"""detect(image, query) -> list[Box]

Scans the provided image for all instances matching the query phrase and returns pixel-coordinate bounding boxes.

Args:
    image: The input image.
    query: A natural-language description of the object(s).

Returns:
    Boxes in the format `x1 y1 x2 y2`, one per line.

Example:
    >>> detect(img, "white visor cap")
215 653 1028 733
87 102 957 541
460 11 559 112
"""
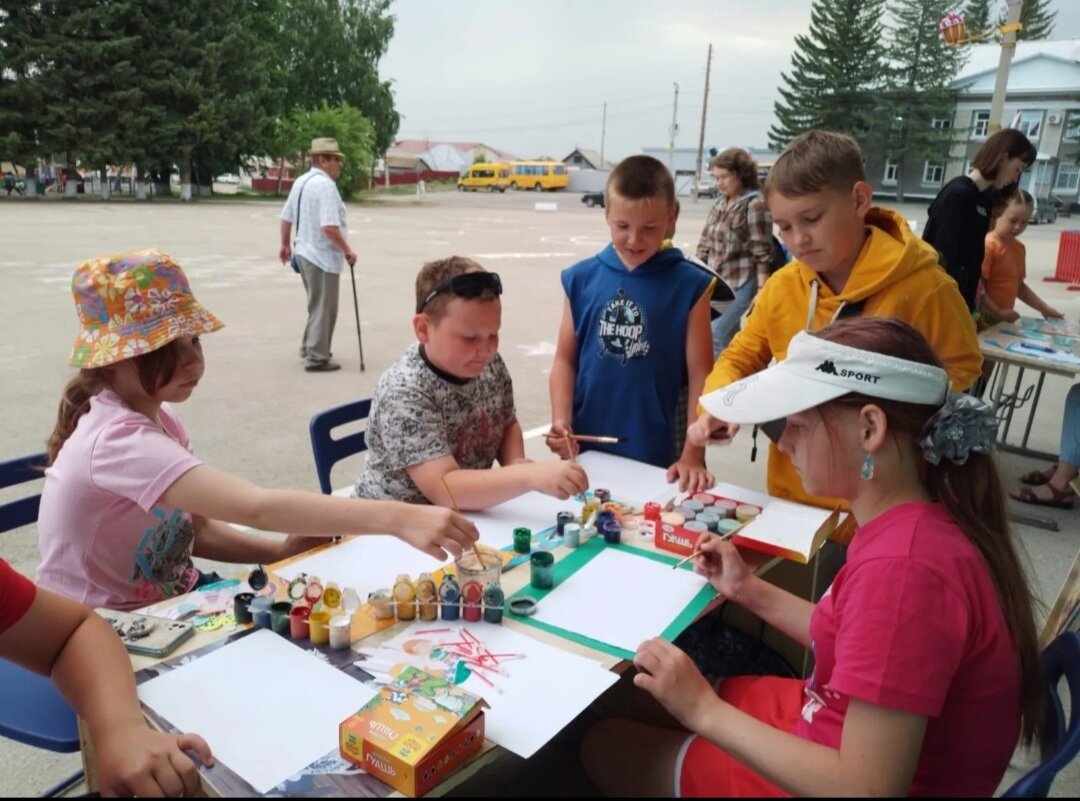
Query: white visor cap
700 330 949 425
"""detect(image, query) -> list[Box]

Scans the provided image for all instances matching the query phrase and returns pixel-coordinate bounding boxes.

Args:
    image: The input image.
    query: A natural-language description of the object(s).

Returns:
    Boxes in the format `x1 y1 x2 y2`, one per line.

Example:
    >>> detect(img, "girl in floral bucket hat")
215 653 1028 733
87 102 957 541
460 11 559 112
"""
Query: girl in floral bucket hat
38 250 479 612
583 317 1042 798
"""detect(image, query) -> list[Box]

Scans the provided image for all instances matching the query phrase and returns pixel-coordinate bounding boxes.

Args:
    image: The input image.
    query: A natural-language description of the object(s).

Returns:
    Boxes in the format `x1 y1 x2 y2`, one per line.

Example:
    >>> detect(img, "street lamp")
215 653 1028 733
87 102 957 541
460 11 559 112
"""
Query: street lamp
940 0 1024 133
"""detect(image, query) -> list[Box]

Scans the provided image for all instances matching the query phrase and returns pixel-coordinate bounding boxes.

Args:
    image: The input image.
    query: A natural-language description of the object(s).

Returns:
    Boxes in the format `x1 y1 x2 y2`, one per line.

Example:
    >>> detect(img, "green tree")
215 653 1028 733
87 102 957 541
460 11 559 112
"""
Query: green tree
873 0 966 201
276 0 400 157
35 0 142 197
962 0 993 35
278 103 375 199
0 3 47 195
1005 0 1056 41
768 0 888 150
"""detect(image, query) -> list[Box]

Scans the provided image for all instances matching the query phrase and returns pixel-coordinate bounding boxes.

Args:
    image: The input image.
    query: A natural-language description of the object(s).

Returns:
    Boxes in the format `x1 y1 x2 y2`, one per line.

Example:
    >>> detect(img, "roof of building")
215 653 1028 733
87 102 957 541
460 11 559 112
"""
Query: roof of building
392 139 518 161
956 38 1080 80
562 148 615 169
383 153 431 170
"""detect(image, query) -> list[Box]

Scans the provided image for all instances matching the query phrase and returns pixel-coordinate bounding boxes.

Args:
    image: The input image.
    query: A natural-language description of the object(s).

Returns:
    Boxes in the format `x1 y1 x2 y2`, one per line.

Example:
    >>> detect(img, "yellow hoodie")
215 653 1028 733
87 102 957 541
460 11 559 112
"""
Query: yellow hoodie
702 207 983 512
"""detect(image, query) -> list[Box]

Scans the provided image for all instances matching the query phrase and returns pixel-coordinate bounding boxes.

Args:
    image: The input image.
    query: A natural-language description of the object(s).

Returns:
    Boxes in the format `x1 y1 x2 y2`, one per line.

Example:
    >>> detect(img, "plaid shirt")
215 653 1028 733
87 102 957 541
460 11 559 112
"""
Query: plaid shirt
695 191 774 289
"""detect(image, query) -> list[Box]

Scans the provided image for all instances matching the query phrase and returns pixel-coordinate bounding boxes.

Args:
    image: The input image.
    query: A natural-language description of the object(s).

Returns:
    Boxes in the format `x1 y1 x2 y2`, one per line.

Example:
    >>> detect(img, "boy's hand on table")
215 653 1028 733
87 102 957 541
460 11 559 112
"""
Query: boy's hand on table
666 460 714 494
97 723 213 798
1045 308 1064 320
532 460 589 499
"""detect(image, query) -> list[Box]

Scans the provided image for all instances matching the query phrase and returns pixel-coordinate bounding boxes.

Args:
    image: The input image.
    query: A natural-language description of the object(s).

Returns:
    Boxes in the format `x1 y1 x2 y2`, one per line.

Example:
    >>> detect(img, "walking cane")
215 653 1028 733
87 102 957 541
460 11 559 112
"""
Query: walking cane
348 263 366 372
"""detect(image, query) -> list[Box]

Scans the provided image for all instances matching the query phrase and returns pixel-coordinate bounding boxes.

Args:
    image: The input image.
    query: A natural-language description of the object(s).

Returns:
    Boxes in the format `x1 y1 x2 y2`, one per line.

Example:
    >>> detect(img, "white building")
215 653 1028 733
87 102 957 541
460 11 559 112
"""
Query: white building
867 38 1080 206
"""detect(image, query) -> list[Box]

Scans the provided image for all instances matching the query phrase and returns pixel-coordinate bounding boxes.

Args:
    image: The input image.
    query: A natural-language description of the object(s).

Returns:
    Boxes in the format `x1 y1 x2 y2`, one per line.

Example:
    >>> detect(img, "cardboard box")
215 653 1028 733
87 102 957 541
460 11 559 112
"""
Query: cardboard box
340 666 487 796
654 482 845 564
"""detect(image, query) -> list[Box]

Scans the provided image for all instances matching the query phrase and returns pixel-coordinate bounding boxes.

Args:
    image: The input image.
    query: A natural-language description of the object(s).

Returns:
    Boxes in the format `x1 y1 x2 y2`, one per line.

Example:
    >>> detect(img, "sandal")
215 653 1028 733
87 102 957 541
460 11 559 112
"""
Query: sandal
1010 484 1076 510
1019 466 1056 486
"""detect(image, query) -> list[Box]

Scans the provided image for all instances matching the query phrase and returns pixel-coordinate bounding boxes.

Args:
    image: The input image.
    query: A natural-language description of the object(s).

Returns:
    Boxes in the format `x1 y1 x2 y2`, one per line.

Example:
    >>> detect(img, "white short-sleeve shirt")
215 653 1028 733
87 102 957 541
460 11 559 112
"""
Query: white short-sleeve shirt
280 167 348 274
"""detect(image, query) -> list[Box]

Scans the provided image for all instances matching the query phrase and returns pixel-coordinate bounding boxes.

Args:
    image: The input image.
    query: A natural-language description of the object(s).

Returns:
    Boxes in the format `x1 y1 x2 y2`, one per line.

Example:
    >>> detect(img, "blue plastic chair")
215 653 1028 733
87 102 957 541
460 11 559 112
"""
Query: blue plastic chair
1002 631 1080 797
0 453 84 796
309 399 372 494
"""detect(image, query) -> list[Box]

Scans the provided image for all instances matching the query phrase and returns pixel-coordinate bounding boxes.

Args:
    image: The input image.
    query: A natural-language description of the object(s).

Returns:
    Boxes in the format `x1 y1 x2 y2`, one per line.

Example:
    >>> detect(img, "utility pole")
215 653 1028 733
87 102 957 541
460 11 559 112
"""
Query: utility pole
600 102 607 168
988 0 1024 133
668 82 680 174
693 44 713 200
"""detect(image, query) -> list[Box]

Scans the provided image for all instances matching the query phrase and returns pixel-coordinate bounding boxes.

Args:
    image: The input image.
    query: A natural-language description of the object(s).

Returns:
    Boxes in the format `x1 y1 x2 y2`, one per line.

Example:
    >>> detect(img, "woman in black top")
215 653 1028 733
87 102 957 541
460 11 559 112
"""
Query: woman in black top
923 129 1036 311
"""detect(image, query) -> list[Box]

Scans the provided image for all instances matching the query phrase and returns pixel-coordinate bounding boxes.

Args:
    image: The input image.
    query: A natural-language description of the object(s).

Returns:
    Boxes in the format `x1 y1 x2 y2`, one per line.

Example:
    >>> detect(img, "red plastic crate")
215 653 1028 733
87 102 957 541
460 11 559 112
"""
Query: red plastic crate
1051 231 1080 283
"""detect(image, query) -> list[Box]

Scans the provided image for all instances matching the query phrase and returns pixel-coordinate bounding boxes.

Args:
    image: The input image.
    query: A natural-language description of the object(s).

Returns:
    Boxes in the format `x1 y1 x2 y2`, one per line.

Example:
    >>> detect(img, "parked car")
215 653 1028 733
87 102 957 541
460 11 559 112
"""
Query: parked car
581 191 604 208
215 173 241 185
1029 194 1059 225
696 184 718 199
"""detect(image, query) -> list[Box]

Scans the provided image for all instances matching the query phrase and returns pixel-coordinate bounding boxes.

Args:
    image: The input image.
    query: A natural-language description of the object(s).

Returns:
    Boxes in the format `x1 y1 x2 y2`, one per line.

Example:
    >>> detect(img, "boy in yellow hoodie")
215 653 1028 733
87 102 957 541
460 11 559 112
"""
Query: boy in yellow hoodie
690 131 982 512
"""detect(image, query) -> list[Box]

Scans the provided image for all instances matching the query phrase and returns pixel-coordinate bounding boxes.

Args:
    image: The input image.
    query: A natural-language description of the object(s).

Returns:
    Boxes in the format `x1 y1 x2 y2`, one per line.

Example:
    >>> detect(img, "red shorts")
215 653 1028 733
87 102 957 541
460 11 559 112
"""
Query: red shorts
677 675 804 797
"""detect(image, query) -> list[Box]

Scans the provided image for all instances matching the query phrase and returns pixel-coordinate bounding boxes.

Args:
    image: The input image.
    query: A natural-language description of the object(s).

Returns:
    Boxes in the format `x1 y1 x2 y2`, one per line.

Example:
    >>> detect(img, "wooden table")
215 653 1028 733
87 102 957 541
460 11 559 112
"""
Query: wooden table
980 319 1080 461
87 525 778 797
979 319 1080 533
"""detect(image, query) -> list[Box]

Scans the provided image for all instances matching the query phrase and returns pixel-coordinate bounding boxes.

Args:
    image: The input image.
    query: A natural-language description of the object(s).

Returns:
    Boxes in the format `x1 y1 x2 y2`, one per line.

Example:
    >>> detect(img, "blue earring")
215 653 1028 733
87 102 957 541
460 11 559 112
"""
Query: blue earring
860 452 874 481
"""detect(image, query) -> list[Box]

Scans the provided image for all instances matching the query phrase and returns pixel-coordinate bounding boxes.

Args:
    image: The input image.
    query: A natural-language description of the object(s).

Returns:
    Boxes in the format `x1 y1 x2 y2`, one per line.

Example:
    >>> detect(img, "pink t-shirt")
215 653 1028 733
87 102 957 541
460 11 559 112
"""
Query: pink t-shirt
37 389 203 611
793 501 1022 797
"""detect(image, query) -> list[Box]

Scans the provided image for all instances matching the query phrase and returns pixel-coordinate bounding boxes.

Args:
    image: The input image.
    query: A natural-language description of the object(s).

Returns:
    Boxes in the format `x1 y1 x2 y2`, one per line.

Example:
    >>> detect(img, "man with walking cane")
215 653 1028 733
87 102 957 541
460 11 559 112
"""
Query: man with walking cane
279 137 363 372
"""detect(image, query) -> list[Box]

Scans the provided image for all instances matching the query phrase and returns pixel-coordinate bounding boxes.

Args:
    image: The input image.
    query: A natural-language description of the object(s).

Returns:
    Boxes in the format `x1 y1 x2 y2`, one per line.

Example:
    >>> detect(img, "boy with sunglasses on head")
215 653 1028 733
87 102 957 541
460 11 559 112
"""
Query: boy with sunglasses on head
355 257 588 508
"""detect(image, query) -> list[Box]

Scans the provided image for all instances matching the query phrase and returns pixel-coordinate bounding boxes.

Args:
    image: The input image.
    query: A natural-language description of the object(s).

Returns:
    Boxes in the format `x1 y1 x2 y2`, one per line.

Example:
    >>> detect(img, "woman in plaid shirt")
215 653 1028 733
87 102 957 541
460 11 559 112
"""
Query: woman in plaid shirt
696 148 775 356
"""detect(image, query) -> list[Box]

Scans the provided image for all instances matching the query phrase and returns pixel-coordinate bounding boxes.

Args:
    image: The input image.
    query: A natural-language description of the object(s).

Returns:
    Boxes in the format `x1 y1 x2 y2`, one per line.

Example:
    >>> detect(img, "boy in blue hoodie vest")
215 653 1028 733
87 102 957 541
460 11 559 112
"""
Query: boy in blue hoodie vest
547 156 716 492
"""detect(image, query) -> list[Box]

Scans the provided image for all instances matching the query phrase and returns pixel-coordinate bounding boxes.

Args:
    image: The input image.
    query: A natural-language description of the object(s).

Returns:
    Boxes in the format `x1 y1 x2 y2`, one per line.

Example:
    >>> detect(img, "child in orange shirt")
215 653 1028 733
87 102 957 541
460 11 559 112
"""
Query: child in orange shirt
980 190 1062 325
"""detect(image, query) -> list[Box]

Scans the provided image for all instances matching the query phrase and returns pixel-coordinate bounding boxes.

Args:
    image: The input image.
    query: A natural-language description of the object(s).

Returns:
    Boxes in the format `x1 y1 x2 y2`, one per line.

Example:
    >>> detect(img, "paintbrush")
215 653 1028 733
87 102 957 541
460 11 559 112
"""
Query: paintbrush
568 434 625 444
441 472 487 567
671 520 748 569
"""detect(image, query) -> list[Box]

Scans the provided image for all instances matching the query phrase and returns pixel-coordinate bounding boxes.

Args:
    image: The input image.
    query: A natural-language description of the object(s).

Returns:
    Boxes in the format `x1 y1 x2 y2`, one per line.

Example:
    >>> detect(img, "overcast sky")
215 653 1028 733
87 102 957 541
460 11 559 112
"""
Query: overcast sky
380 0 1080 161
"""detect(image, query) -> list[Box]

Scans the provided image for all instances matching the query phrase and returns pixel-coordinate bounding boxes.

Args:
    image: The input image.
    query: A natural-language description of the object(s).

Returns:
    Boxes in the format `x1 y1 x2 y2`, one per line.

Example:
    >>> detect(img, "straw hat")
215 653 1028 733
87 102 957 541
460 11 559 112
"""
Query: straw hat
309 137 344 158
69 250 223 369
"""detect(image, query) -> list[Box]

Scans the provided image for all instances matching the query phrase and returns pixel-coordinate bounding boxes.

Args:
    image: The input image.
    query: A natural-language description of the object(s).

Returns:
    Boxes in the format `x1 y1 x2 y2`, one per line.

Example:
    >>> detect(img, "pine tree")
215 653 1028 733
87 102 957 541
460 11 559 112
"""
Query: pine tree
1005 0 1056 41
962 0 994 36
768 0 888 150
875 0 966 201
35 0 142 197
0 3 48 195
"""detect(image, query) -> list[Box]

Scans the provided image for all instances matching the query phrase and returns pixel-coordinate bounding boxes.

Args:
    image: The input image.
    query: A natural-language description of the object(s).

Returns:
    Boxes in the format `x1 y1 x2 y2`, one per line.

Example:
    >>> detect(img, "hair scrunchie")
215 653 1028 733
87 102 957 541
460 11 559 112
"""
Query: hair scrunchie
918 392 998 466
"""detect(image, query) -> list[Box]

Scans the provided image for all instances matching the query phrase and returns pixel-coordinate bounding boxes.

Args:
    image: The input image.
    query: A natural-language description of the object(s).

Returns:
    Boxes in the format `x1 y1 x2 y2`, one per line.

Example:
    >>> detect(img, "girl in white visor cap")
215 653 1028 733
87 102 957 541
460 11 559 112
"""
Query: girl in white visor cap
582 317 1041 798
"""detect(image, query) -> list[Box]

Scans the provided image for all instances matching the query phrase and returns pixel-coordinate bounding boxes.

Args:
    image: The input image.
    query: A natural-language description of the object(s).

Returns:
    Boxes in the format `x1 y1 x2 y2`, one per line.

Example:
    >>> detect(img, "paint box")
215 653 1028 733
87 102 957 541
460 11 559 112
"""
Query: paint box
653 486 846 564
340 666 487 797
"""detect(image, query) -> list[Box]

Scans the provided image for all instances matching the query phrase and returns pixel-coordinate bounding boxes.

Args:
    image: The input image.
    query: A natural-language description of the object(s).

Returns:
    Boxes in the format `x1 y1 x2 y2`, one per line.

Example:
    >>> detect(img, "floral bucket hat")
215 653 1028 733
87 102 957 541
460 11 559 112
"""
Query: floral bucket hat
69 250 224 369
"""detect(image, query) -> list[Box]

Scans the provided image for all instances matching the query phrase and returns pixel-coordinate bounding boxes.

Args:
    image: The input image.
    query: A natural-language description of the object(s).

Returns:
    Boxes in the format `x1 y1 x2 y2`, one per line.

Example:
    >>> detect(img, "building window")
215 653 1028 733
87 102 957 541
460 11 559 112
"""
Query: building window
972 110 990 138
1065 111 1080 143
931 117 952 130
1016 110 1043 141
922 162 945 186
883 160 898 185
1055 164 1080 195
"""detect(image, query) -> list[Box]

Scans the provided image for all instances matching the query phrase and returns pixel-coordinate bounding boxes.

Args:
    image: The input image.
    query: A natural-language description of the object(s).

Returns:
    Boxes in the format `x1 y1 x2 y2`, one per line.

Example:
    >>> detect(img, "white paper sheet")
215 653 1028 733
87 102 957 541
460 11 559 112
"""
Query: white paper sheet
274 535 449 596
531 548 710 654
465 492 570 549
367 620 617 759
575 451 679 508
137 629 378 794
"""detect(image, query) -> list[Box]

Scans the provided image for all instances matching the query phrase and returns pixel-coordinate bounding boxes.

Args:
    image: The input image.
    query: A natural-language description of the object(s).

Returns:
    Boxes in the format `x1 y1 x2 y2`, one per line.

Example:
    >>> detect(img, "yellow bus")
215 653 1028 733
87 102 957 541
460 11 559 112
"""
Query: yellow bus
507 161 569 191
457 162 511 192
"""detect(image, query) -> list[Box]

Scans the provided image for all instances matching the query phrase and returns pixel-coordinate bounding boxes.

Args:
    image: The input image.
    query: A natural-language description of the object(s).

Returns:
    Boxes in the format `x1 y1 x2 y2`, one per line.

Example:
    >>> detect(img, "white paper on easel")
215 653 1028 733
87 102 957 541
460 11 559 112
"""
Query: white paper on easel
137 629 377 794
374 620 617 758
532 548 710 653
575 451 679 508
274 535 449 595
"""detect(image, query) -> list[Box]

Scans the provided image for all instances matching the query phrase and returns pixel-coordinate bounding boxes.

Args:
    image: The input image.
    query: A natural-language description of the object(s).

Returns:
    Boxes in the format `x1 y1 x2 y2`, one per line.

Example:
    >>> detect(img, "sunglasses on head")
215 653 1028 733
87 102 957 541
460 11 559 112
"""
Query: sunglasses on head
417 272 503 313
